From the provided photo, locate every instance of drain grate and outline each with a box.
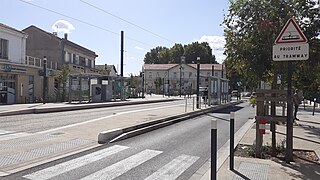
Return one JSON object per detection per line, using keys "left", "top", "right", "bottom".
{"left": 233, "top": 162, "right": 269, "bottom": 180}
{"left": 0, "top": 138, "right": 91, "bottom": 167}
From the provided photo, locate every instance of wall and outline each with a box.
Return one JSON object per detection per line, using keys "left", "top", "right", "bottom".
{"left": 0, "top": 26, "right": 27, "bottom": 63}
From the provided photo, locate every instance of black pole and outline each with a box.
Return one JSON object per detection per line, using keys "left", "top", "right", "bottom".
{"left": 180, "top": 65, "right": 182, "bottom": 97}
{"left": 142, "top": 72, "right": 145, "bottom": 98}
{"left": 286, "top": 61, "right": 293, "bottom": 163}
{"left": 313, "top": 98, "right": 316, "bottom": 116}
{"left": 211, "top": 119, "right": 217, "bottom": 180}
{"left": 120, "top": 31, "right": 124, "bottom": 77}
{"left": 197, "top": 57, "right": 200, "bottom": 109}
{"left": 163, "top": 78, "right": 165, "bottom": 97}
{"left": 43, "top": 56, "right": 47, "bottom": 104}
{"left": 230, "top": 112, "right": 235, "bottom": 170}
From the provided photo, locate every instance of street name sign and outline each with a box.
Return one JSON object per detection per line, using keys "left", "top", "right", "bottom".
{"left": 273, "top": 18, "right": 309, "bottom": 61}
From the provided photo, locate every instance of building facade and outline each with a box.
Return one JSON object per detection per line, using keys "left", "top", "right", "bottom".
{"left": 0, "top": 23, "right": 54, "bottom": 104}
{"left": 23, "top": 25, "right": 98, "bottom": 74}
{"left": 143, "top": 63, "right": 226, "bottom": 95}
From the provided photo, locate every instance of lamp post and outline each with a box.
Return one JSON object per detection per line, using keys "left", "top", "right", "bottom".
{"left": 180, "top": 56, "right": 185, "bottom": 97}
{"left": 43, "top": 56, "right": 47, "bottom": 104}
{"left": 196, "top": 57, "right": 200, "bottom": 109}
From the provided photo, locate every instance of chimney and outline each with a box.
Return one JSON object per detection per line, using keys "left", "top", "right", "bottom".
{"left": 53, "top": 32, "right": 57, "bottom": 36}
{"left": 64, "top": 33, "right": 68, "bottom": 40}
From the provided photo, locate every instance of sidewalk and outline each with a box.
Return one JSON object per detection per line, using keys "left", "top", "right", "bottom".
{"left": 196, "top": 103, "right": 320, "bottom": 180}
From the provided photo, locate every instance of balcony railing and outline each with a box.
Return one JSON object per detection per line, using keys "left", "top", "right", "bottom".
{"left": 25, "top": 56, "right": 58, "bottom": 70}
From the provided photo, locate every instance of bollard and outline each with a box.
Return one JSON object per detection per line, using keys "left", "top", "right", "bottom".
{"left": 211, "top": 119, "right": 217, "bottom": 180}
{"left": 230, "top": 112, "right": 235, "bottom": 170}
{"left": 313, "top": 98, "right": 316, "bottom": 116}
{"left": 185, "top": 98, "right": 187, "bottom": 112}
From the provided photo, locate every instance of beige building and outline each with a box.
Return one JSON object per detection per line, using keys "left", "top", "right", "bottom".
{"left": 143, "top": 63, "right": 226, "bottom": 95}
{"left": 0, "top": 23, "right": 57, "bottom": 104}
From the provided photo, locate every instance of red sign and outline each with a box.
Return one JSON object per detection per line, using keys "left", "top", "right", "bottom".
{"left": 275, "top": 18, "right": 307, "bottom": 44}
{"left": 259, "top": 119, "right": 266, "bottom": 134}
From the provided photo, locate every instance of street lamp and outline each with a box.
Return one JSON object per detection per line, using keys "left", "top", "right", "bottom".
{"left": 196, "top": 57, "right": 200, "bottom": 108}
{"left": 180, "top": 56, "right": 185, "bottom": 97}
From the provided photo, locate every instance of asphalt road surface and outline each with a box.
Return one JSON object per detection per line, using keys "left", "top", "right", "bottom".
{"left": 8, "top": 102, "right": 255, "bottom": 180}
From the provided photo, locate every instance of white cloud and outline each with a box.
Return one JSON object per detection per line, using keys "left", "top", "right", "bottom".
{"left": 197, "top": 35, "right": 226, "bottom": 64}
{"left": 52, "top": 20, "right": 75, "bottom": 34}
{"left": 135, "top": 46, "right": 144, "bottom": 50}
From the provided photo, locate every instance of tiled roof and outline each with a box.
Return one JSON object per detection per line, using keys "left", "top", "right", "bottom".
{"left": 95, "top": 64, "right": 117, "bottom": 73}
{"left": 143, "top": 63, "right": 222, "bottom": 70}
{"left": 143, "top": 64, "right": 178, "bottom": 70}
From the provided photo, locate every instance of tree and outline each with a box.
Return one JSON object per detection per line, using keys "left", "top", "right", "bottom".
{"left": 154, "top": 77, "right": 163, "bottom": 94}
{"left": 223, "top": 0, "right": 320, "bottom": 95}
{"left": 144, "top": 42, "right": 216, "bottom": 64}
{"left": 55, "top": 64, "right": 70, "bottom": 102}
{"left": 169, "top": 43, "right": 184, "bottom": 63}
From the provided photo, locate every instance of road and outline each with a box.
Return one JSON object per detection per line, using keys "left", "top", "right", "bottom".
{"left": 7, "top": 101, "right": 255, "bottom": 180}
{"left": 0, "top": 101, "right": 186, "bottom": 134}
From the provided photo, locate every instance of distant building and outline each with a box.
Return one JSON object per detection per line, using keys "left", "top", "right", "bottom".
{"left": 95, "top": 64, "right": 118, "bottom": 77}
{"left": 143, "top": 63, "right": 226, "bottom": 95}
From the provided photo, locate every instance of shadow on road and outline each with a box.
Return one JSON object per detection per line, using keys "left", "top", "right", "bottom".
{"left": 213, "top": 105, "right": 244, "bottom": 114}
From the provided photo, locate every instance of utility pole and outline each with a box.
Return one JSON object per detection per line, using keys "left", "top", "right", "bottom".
{"left": 196, "top": 57, "right": 200, "bottom": 109}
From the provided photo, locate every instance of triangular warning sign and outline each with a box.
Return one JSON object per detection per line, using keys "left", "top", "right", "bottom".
{"left": 275, "top": 18, "right": 307, "bottom": 44}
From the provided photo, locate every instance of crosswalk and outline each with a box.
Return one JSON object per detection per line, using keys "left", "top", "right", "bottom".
{"left": 23, "top": 145, "right": 199, "bottom": 180}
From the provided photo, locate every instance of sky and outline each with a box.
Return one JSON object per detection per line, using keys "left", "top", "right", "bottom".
{"left": 3, "top": 0, "right": 229, "bottom": 76}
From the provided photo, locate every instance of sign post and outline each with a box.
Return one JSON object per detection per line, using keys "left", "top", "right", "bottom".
{"left": 273, "top": 18, "right": 309, "bottom": 163}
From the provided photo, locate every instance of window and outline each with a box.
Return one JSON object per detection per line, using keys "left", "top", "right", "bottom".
{"left": 189, "top": 72, "right": 192, "bottom": 78}
{"left": 173, "top": 72, "right": 177, "bottom": 79}
{"left": 215, "top": 72, "right": 218, "bottom": 77}
{"left": 156, "top": 72, "right": 160, "bottom": 77}
{"left": 149, "top": 72, "right": 152, "bottom": 79}
{"left": 72, "top": 54, "right": 76, "bottom": 64}
{"left": 0, "top": 38, "right": 8, "bottom": 59}
{"left": 68, "top": 52, "right": 72, "bottom": 63}
{"left": 79, "top": 56, "right": 85, "bottom": 66}
{"left": 88, "top": 59, "right": 92, "bottom": 68}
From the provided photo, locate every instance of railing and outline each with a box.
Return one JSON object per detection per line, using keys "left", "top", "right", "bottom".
{"left": 25, "top": 56, "right": 58, "bottom": 70}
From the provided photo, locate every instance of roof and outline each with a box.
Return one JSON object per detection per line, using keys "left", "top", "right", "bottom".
{"left": 95, "top": 64, "right": 117, "bottom": 73}
{"left": 23, "top": 25, "right": 97, "bottom": 57}
{"left": 143, "top": 63, "right": 222, "bottom": 71}
{"left": 0, "top": 23, "right": 27, "bottom": 36}
{"left": 143, "top": 64, "right": 178, "bottom": 70}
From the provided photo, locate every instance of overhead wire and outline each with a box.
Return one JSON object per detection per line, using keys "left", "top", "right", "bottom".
{"left": 18, "top": 0, "right": 154, "bottom": 47}
{"left": 79, "top": 0, "right": 176, "bottom": 44}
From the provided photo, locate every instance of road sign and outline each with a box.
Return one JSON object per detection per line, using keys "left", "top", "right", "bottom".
{"left": 273, "top": 43, "right": 309, "bottom": 61}
{"left": 275, "top": 18, "right": 307, "bottom": 44}
{"left": 273, "top": 18, "right": 309, "bottom": 61}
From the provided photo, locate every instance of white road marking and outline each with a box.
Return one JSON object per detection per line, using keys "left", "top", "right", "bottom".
{"left": 144, "top": 154, "right": 199, "bottom": 180}
{"left": 80, "top": 149, "right": 162, "bottom": 180}
{"left": 23, "top": 145, "right": 129, "bottom": 180}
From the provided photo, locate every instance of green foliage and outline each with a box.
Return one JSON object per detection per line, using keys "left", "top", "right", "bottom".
{"left": 55, "top": 64, "right": 70, "bottom": 102}
{"left": 223, "top": 0, "right": 320, "bottom": 96}
{"left": 144, "top": 43, "right": 217, "bottom": 64}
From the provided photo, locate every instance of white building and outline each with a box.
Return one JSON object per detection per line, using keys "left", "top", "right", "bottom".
{"left": 0, "top": 23, "right": 28, "bottom": 64}
{"left": 143, "top": 63, "right": 227, "bottom": 96}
